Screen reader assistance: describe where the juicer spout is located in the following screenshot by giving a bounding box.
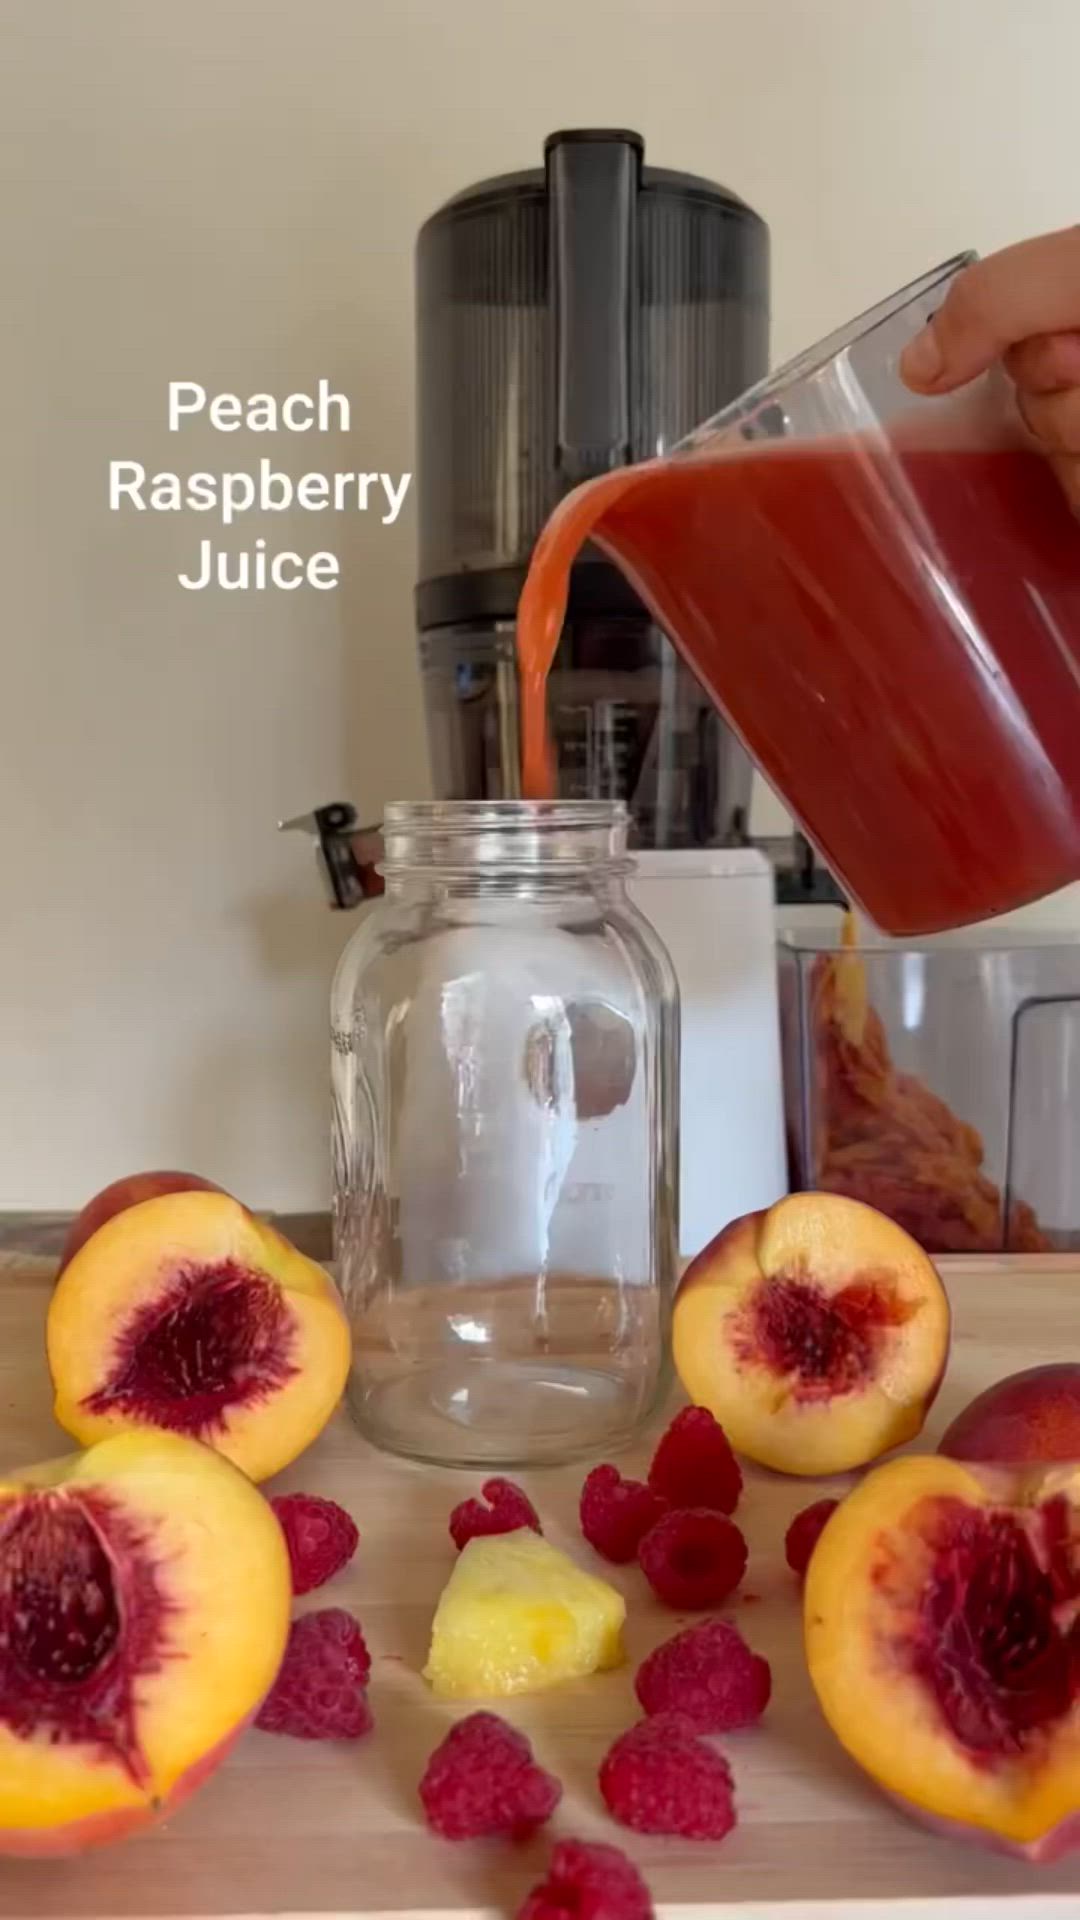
[546,129,642,487]
[278,803,384,908]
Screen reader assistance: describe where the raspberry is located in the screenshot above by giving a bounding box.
[635,1619,771,1730]
[271,1493,359,1595]
[648,1406,742,1515]
[449,1478,542,1552]
[638,1509,748,1609]
[599,1713,736,1840]
[255,1607,372,1740]
[580,1465,668,1564]
[518,1838,653,1920]
[785,1498,839,1577]
[419,1711,561,1840]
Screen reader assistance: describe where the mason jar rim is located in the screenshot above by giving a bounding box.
[384,798,627,827]
[380,798,631,874]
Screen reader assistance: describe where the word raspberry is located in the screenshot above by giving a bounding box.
[271,1492,359,1595]
[518,1838,653,1920]
[580,1465,668,1564]
[648,1406,742,1514]
[784,1498,840,1577]
[256,1607,372,1740]
[449,1478,542,1552]
[599,1713,736,1840]
[419,1712,561,1840]
[635,1619,770,1731]
[638,1508,748,1609]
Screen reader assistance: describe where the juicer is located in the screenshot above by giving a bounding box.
[286,127,841,903]
[414,126,767,846]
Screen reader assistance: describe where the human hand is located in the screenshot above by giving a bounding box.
[899,227,1080,508]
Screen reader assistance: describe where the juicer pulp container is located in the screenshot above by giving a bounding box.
[778,927,1080,1255]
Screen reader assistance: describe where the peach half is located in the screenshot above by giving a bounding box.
[940,1364,1080,1465]
[48,1190,350,1483]
[673,1193,950,1475]
[58,1170,225,1274]
[0,1428,290,1855]
[806,1453,1080,1861]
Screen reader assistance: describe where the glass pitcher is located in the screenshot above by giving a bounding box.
[518,254,1080,936]
[330,799,678,1467]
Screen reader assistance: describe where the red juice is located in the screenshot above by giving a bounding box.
[518,439,1080,933]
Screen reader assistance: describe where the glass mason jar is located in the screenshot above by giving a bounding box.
[331,799,678,1467]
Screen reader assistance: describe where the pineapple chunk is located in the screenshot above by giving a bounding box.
[424,1527,626,1698]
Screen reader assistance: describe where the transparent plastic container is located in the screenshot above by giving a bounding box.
[419,614,755,849]
[779,926,1080,1254]
[331,800,678,1466]
[519,254,1080,934]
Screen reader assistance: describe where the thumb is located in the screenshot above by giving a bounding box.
[899,228,1080,394]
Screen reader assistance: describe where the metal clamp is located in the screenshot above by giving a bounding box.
[278,803,384,909]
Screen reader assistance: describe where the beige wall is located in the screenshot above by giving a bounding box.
[3,0,1078,1209]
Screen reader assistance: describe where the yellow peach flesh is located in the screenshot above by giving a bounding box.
[806,1454,1080,1857]
[673,1193,950,1475]
[47,1191,350,1482]
[0,1429,290,1853]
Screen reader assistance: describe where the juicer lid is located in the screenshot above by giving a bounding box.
[418,127,766,234]
[415,126,770,618]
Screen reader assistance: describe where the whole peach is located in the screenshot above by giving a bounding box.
[939,1364,1080,1464]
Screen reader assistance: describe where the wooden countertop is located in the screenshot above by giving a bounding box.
[2,1252,1080,1919]
[0,1212,333,1263]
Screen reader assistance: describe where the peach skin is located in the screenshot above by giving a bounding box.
[940,1364,1080,1464]
[57,1171,224,1273]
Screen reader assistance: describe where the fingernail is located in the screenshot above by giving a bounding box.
[900,323,944,386]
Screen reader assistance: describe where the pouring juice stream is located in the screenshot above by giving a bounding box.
[517,435,1080,935]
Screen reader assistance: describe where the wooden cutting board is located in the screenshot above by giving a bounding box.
[2,1251,1080,1920]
